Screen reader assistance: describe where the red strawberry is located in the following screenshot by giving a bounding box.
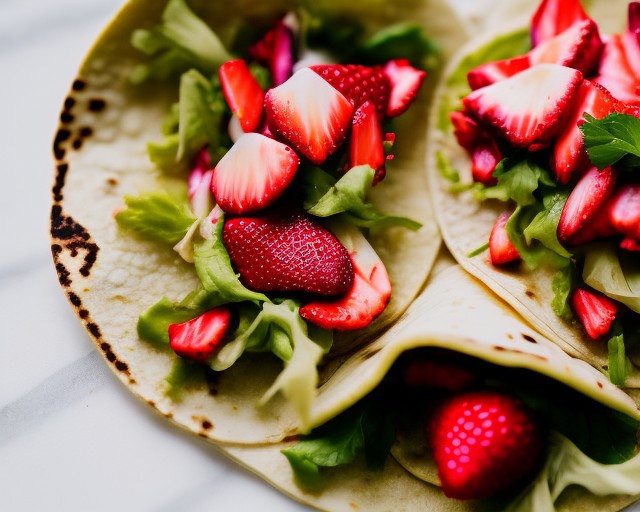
[553,80,626,184]
[248,20,294,87]
[188,148,214,217]
[403,359,477,392]
[621,237,640,252]
[450,111,501,185]
[462,64,583,147]
[608,183,640,240]
[594,35,640,105]
[565,199,617,246]
[428,390,543,500]
[349,101,386,184]
[310,64,391,120]
[383,59,426,117]
[467,55,530,91]
[169,308,231,362]
[223,211,354,296]
[530,0,589,47]
[529,18,603,75]
[300,227,391,330]
[265,68,355,165]
[571,288,618,339]
[212,133,299,214]
[489,212,521,265]
[557,166,617,243]
[219,59,265,133]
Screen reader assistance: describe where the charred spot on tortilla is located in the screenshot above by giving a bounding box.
[201,420,213,431]
[72,78,86,91]
[60,111,74,124]
[522,334,538,343]
[50,205,99,278]
[361,347,382,360]
[106,177,119,187]
[72,138,83,150]
[88,98,106,112]
[506,333,514,340]
[147,400,156,408]
[53,128,71,161]
[67,291,82,308]
[79,309,89,319]
[79,126,94,138]
[525,290,535,299]
[52,163,68,202]
[64,97,75,110]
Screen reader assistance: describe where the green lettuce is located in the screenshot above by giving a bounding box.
[131,0,233,83]
[115,190,196,245]
[137,296,202,347]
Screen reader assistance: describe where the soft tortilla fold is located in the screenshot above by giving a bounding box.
[50,0,466,444]
[426,0,640,388]
[219,262,640,511]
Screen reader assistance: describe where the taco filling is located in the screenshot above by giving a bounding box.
[431,0,640,387]
[112,0,437,426]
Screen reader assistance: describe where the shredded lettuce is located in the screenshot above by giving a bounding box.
[131,0,233,83]
[305,165,421,230]
[506,432,640,512]
[550,263,577,321]
[580,113,640,170]
[607,332,632,387]
[522,190,571,259]
[115,190,196,245]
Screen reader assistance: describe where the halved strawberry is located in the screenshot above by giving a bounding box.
[571,288,618,339]
[349,101,386,184]
[219,59,265,133]
[383,59,426,117]
[428,390,543,500]
[622,3,640,76]
[489,211,521,265]
[557,166,618,243]
[529,18,603,75]
[248,20,294,87]
[310,64,391,120]
[265,68,354,165]
[608,183,640,240]
[553,80,626,184]
[530,0,589,47]
[462,64,583,147]
[450,111,502,185]
[565,199,617,246]
[188,148,214,217]
[211,133,299,215]
[223,210,354,296]
[300,226,391,330]
[594,35,640,105]
[403,358,477,392]
[169,308,231,362]
[467,55,531,91]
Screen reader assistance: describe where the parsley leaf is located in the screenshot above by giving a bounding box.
[580,113,640,169]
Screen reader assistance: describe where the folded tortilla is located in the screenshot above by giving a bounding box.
[221,262,640,511]
[425,0,640,388]
[50,0,467,444]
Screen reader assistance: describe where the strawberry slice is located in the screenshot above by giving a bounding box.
[553,80,626,184]
[300,226,391,330]
[169,308,231,362]
[223,210,354,296]
[594,35,640,105]
[383,59,426,117]
[248,20,294,87]
[219,59,265,133]
[571,288,618,339]
[565,199,617,246]
[349,101,386,184]
[557,166,617,243]
[450,111,502,184]
[608,183,640,240]
[428,390,543,500]
[265,68,355,165]
[489,211,521,265]
[211,133,299,215]
[467,55,531,91]
[621,237,640,252]
[530,0,589,47]
[310,64,391,120]
[462,64,583,147]
[529,18,603,76]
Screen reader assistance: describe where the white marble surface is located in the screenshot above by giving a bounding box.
[2,0,638,511]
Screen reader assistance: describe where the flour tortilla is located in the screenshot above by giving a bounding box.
[219,263,640,511]
[50,0,467,445]
[426,0,640,388]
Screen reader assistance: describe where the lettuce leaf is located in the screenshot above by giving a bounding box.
[607,333,632,387]
[115,190,196,245]
[137,296,202,347]
[131,0,232,83]
[580,113,640,170]
[506,432,640,512]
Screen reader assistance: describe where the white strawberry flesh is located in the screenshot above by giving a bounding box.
[530,0,589,47]
[211,132,300,214]
[383,59,426,117]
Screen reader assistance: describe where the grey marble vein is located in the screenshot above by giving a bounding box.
[0,350,111,446]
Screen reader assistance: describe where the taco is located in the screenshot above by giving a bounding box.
[427,0,640,389]
[217,263,640,511]
[50,0,467,443]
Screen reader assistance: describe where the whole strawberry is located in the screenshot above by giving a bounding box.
[428,390,543,500]
[223,210,354,296]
